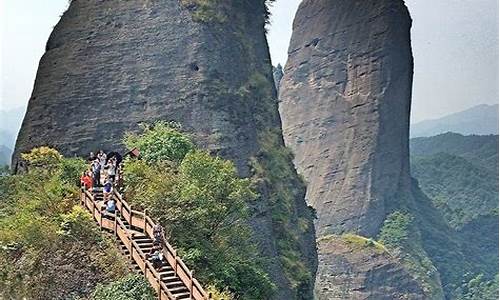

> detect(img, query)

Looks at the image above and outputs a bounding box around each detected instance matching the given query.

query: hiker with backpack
[153,224,164,245]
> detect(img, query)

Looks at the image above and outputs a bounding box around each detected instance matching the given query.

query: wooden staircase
[80,188,208,300]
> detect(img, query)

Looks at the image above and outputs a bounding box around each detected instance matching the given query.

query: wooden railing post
[129,234,133,262]
[144,209,147,234]
[174,250,177,276]
[129,204,133,225]
[120,197,124,217]
[189,270,194,299]
[114,214,117,237]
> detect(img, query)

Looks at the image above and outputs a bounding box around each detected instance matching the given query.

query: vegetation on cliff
[92,274,155,300]
[123,122,275,299]
[0,148,128,299]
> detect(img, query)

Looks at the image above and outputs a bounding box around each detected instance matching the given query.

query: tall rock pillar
[279,0,429,298]
[279,0,414,238]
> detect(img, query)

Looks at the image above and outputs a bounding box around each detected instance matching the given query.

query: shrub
[122,125,274,298]
[21,146,62,171]
[0,149,128,299]
[92,274,155,300]
[206,285,235,300]
[378,211,413,248]
[124,122,194,164]
[60,157,87,185]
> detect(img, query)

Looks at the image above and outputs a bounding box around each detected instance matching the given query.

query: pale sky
[1,0,498,123]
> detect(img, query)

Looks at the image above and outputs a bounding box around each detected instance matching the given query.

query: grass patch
[180,0,227,23]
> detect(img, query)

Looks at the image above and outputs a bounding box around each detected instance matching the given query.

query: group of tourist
[80,151,166,269]
[80,150,119,213]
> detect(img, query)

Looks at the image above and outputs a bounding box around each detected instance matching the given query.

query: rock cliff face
[14,1,316,298]
[279,0,439,298]
[280,0,414,238]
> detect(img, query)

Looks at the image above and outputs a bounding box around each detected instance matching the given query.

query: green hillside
[410,133,498,297]
[411,153,497,228]
[410,132,498,174]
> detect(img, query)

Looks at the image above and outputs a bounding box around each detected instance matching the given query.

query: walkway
[80,187,208,300]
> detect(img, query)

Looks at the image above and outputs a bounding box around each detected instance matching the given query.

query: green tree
[122,127,275,299]
[124,122,194,164]
[454,273,499,300]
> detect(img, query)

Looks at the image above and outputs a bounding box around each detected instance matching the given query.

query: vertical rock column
[279,0,424,298]
[279,0,414,239]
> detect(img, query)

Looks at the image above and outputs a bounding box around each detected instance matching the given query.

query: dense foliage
[453,274,499,300]
[250,128,314,296]
[0,147,128,299]
[411,153,497,228]
[409,133,499,298]
[92,274,155,300]
[124,122,194,164]
[123,123,275,299]
[410,132,498,174]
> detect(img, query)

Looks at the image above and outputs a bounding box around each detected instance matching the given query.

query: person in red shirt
[80,171,93,190]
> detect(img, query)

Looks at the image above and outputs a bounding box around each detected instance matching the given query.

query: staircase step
[169,286,189,294]
[159,271,175,278]
[174,292,192,299]
[81,188,205,299]
[162,276,180,283]
[135,240,152,245]
[165,280,184,288]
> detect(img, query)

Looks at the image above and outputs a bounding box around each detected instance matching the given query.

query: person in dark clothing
[91,159,101,187]
[153,224,164,244]
[103,176,113,202]
[148,243,163,269]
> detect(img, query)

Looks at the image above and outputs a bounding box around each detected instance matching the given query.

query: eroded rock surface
[315,235,425,300]
[279,0,414,238]
[279,0,437,298]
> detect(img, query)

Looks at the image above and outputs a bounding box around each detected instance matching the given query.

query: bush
[60,157,87,185]
[21,146,62,171]
[122,126,275,299]
[124,122,195,164]
[59,206,101,243]
[454,273,499,300]
[0,149,128,299]
[92,275,155,300]
[378,211,413,248]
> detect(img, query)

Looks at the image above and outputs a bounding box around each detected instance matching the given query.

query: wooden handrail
[81,182,208,299]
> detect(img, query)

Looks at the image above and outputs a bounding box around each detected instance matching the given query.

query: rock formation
[13,1,316,298]
[279,0,442,298]
[273,64,284,93]
[280,0,414,238]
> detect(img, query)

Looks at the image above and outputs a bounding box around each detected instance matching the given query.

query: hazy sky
[1,0,498,123]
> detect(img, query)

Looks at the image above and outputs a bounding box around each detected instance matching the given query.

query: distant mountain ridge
[410,132,498,174]
[0,106,26,166]
[411,104,498,138]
